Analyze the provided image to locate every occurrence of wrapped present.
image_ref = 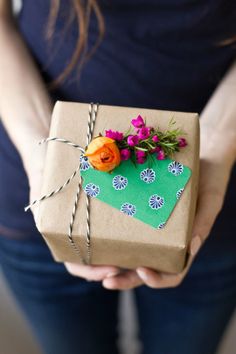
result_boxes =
[35,101,199,273]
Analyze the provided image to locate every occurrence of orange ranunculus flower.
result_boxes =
[84,136,121,172]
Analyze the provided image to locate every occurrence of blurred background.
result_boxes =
[0,1,235,353]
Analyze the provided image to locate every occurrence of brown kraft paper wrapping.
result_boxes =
[37,101,200,273]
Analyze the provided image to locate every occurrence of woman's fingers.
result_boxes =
[64,157,230,289]
[136,268,166,288]
[136,268,180,288]
[136,250,195,289]
[103,270,143,290]
[64,262,120,281]
[102,267,186,290]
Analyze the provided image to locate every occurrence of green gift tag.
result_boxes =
[80,156,191,229]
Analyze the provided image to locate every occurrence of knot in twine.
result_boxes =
[25,103,99,265]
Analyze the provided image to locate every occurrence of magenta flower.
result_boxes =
[136,150,145,158]
[105,129,124,141]
[137,157,146,164]
[120,148,131,161]
[136,150,146,164]
[137,126,151,140]
[131,115,145,129]
[178,137,187,148]
[150,146,161,154]
[127,135,139,146]
[152,135,159,143]
[157,149,165,160]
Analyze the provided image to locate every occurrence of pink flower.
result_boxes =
[137,126,151,140]
[136,150,146,164]
[152,135,159,143]
[127,135,139,146]
[105,129,123,141]
[178,137,187,148]
[157,149,165,160]
[150,146,161,153]
[131,115,145,129]
[137,157,146,164]
[120,148,131,161]
[136,150,145,158]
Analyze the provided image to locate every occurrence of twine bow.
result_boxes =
[25,103,99,265]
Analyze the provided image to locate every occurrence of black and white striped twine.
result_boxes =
[25,103,99,265]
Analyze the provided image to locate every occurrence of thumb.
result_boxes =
[191,189,224,247]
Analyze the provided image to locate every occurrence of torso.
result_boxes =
[16,0,236,111]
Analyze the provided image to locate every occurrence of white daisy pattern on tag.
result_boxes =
[84,183,100,197]
[168,161,184,176]
[157,222,166,229]
[176,188,184,199]
[140,168,156,184]
[149,195,165,210]
[79,155,91,171]
[112,175,128,190]
[120,202,136,216]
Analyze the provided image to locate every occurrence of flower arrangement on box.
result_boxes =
[84,114,187,172]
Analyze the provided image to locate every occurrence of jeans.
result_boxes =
[0,229,235,354]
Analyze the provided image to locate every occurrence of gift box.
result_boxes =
[36,101,199,273]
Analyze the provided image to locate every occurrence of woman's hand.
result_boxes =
[100,130,235,290]
[64,128,235,286]
[64,146,232,286]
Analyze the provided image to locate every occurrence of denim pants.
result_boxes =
[0,226,236,354]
